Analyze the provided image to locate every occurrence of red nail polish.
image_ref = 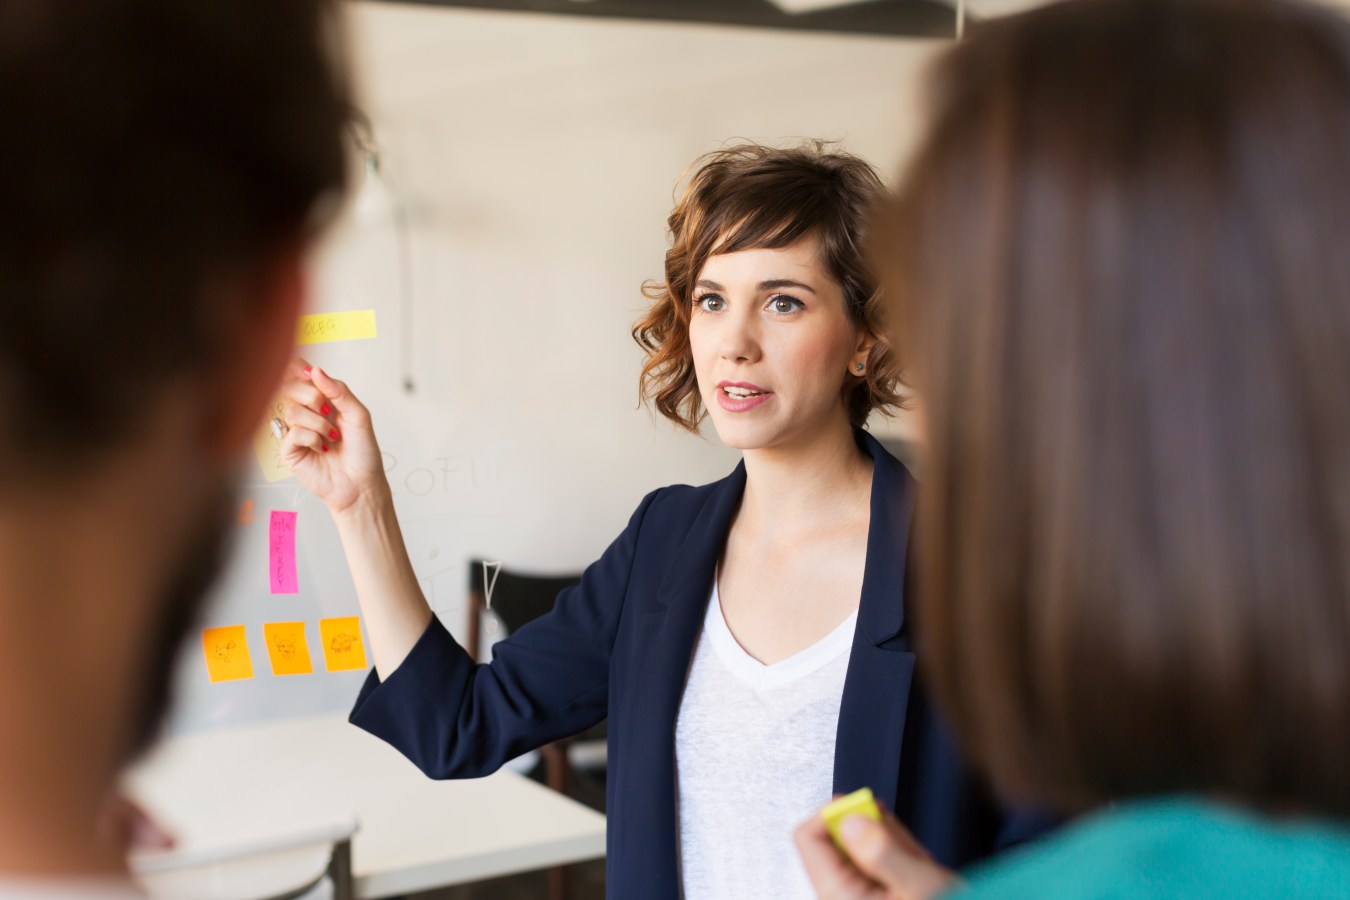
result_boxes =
[320,403,331,416]
[321,444,328,453]
[302,364,312,376]
[329,429,340,441]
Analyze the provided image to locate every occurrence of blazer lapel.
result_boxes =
[625,463,746,893]
[834,432,919,806]
[618,436,917,890]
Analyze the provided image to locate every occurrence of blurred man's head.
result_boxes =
[0,0,347,873]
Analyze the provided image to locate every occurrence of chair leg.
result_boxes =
[329,839,353,900]
[540,743,572,900]
[541,742,570,796]
[548,863,568,900]
[465,589,482,662]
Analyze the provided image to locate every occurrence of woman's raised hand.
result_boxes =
[278,359,388,516]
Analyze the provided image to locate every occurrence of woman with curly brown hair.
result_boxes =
[276,141,1051,899]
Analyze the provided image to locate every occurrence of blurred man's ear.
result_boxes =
[202,241,310,461]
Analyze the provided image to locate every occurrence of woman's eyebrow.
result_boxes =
[694,278,818,294]
[759,279,817,294]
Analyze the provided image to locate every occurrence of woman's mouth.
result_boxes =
[716,381,773,412]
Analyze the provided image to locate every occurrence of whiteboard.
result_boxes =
[163,2,929,736]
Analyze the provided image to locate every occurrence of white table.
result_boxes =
[124,715,607,898]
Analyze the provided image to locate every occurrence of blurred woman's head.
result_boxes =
[876,0,1350,818]
[636,142,904,449]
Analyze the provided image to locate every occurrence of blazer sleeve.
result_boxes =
[348,489,661,779]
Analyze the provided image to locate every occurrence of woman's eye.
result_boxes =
[696,294,725,312]
[769,295,803,314]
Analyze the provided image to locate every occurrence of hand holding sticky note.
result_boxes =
[821,787,883,854]
[816,787,960,896]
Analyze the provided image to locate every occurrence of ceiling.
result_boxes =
[376,0,983,39]
[376,0,1350,38]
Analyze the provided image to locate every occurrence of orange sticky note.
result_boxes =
[319,617,368,672]
[202,626,255,683]
[264,622,314,676]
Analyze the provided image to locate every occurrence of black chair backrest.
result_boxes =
[468,560,582,635]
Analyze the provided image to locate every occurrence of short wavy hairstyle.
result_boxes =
[633,141,903,432]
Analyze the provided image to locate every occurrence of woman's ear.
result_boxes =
[850,330,877,375]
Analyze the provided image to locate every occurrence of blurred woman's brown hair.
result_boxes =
[635,141,903,431]
[876,0,1350,817]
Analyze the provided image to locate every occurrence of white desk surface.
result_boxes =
[124,715,607,898]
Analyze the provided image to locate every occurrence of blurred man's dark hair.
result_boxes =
[0,0,347,885]
[0,1,347,475]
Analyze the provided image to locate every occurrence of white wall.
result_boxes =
[166,2,943,733]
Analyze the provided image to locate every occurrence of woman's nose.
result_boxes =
[720,308,761,363]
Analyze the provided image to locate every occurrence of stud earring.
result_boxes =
[855,362,865,372]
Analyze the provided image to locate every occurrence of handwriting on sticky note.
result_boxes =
[264,622,314,676]
[319,617,368,672]
[253,398,293,483]
[269,511,299,594]
[296,310,377,346]
[202,625,255,683]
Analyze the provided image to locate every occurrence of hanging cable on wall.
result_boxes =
[349,112,417,395]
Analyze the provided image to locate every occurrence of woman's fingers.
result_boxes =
[280,360,386,515]
[309,365,369,427]
[836,814,957,900]
[280,422,329,460]
[872,804,933,860]
[280,376,330,416]
[283,398,339,443]
[796,807,958,900]
[277,359,377,514]
[794,815,881,899]
[280,362,367,429]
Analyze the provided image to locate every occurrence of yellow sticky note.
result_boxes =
[253,396,292,483]
[202,626,255,683]
[821,787,882,853]
[319,617,368,672]
[296,310,377,346]
[264,622,314,676]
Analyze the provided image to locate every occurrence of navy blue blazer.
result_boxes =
[350,431,1052,897]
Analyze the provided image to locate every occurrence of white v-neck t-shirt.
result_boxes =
[675,581,858,900]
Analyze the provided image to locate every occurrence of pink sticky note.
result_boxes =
[269,510,299,594]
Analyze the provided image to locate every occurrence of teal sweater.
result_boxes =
[948,796,1350,899]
